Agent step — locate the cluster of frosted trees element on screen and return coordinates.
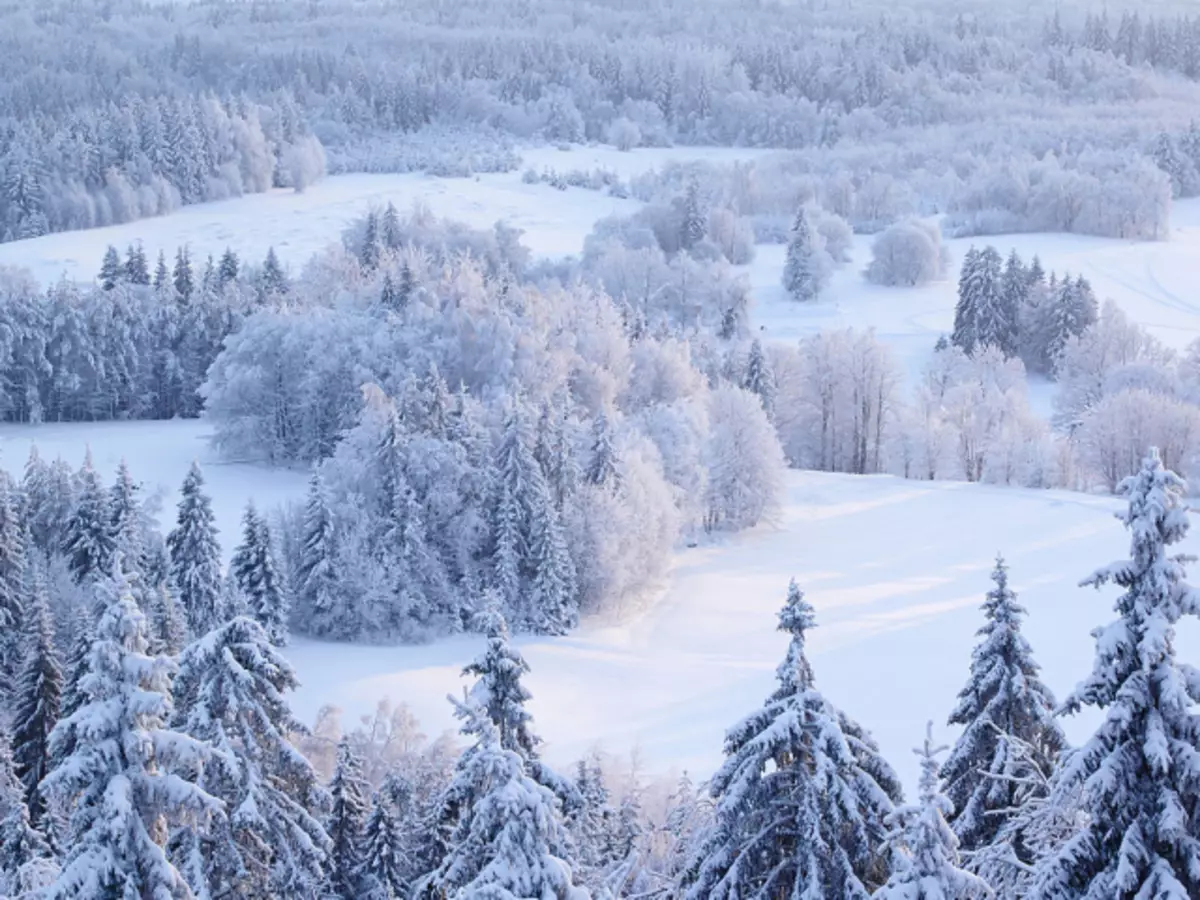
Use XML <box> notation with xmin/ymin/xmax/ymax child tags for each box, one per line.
<box><xmin>199</xmin><ymin>207</ymin><xmax>785</xmax><ymax>639</ymax></box>
<box><xmin>0</xmin><ymin>241</ymin><xmax>292</xmax><ymax>422</ymax></box>
<box><xmin>6</xmin><ymin>0</ymin><xmax>1200</xmax><ymax>239</ymax></box>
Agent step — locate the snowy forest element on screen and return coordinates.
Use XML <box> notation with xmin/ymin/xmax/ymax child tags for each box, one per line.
<box><xmin>3</xmin><ymin>0</ymin><xmax>1200</xmax><ymax>896</ymax></box>
<box><xmin>0</xmin><ymin>434</ymin><xmax>1193</xmax><ymax>898</ymax></box>
<box><xmin>5</xmin><ymin>0</ymin><xmax>1200</xmax><ymax>240</ymax></box>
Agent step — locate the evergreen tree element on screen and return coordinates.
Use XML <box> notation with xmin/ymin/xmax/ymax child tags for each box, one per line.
<box><xmin>153</xmin><ymin>250</ymin><xmax>170</xmax><ymax>291</ymax></box>
<box><xmin>172</xmin><ymin>616</ymin><xmax>331</xmax><ymax>899</ymax></box>
<box><xmin>360</xmin><ymin>211</ymin><xmax>382</xmax><ymax>270</ymax></box>
<box><xmin>147</xmin><ymin>581</ymin><xmax>187</xmax><ymax>656</ymax></box>
<box><xmin>1027</xmin><ymin>255</ymin><xmax>1046</xmax><ymax>287</ymax></box>
<box><xmin>683</xmin><ymin>580</ymin><xmax>899</xmax><ymax>899</ymax></box>
<box><xmin>528</xmin><ymin>493</ymin><xmax>578</xmax><ymax>635</ymax></box>
<box><xmin>327</xmin><ymin>737</ymin><xmax>370</xmax><ymax>900</ymax></box>
<box><xmin>416</xmin><ymin>699</ymin><xmax>586</xmax><ymax>900</ymax></box>
<box><xmin>0</xmin><ymin>726</ymin><xmax>56</xmax><ymax>897</ymax></box>
<box><xmin>873</xmin><ymin>724</ymin><xmax>992</xmax><ymax>900</ymax></box>
<box><xmin>125</xmin><ymin>243</ymin><xmax>150</xmax><ymax>285</ymax></box>
<box><xmin>742</xmin><ymin>338</ymin><xmax>776</xmax><ymax>418</ymax></box>
<box><xmin>297</xmin><ymin>469</ymin><xmax>338</xmax><ymax>635</ymax></box>
<box><xmin>940</xmin><ymin>557</ymin><xmax>1065</xmax><ymax>856</ymax></box>
<box><xmin>782</xmin><ymin>207</ymin><xmax>824</xmax><ymax>302</ymax></box>
<box><xmin>230</xmin><ymin>502</ymin><xmax>289</xmax><ymax>646</ymax></box>
<box><xmin>584</xmin><ymin>411</ymin><xmax>620</xmax><ymax>489</ymax></box>
<box><xmin>63</xmin><ymin>453</ymin><xmax>115</xmax><ymax>585</ymax></box>
<box><xmin>379</xmin><ymin>273</ymin><xmax>398</xmax><ymax>312</ymax></box>
<box><xmin>99</xmin><ymin>245</ymin><xmax>123</xmax><ymax>290</ymax></box>
<box><xmin>173</xmin><ymin>245</ymin><xmax>194</xmax><ymax>301</ymax></box>
<box><xmin>396</xmin><ymin>262</ymin><xmax>414</xmax><ymax>309</ymax></box>
<box><xmin>0</xmin><ymin>475</ymin><xmax>25</xmax><ymax>687</ymax></box>
<box><xmin>109</xmin><ymin>458</ymin><xmax>144</xmax><ymax>570</ymax></box>
<box><xmin>997</xmin><ymin>249</ymin><xmax>1027</xmax><ymax>358</ymax></box>
<box><xmin>10</xmin><ymin>571</ymin><xmax>62</xmax><ymax>830</ymax></box>
<box><xmin>42</xmin><ymin>571</ymin><xmax>220</xmax><ymax>900</ymax></box>
<box><xmin>360</xmin><ymin>785</ymin><xmax>407</xmax><ymax>900</ymax></box>
<box><xmin>58</xmin><ymin>606</ymin><xmax>93</xmax><ymax>724</ymax></box>
<box><xmin>381</xmin><ymin>202</ymin><xmax>401</xmax><ymax>249</ymax></box>
<box><xmin>953</xmin><ymin>245</ymin><xmax>1008</xmax><ymax>355</ymax></box>
<box><xmin>167</xmin><ymin>461</ymin><xmax>224</xmax><ymax>639</ymax></box>
<box><xmin>1032</xmin><ymin>449</ymin><xmax>1200</xmax><ymax>899</ymax></box>
<box><xmin>680</xmin><ymin>180</ymin><xmax>706</xmax><ymax>251</ymax></box>
<box><xmin>218</xmin><ymin>246</ymin><xmax>240</xmax><ymax>286</ymax></box>
<box><xmin>535</xmin><ymin>401</ymin><xmax>579</xmax><ymax>510</ymax></box>
<box><xmin>260</xmin><ymin>247</ymin><xmax>288</xmax><ymax>298</ymax></box>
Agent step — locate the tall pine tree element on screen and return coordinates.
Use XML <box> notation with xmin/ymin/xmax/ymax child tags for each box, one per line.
<box><xmin>231</xmin><ymin>502</ymin><xmax>289</xmax><ymax>646</ymax></box>
<box><xmin>326</xmin><ymin>737</ymin><xmax>370</xmax><ymax>900</ymax></box>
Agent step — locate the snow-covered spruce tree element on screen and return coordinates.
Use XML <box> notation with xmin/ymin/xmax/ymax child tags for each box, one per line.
<box><xmin>172</xmin><ymin>616</ymin><xmax>331</xmax><ymax>899</ymax></box>
<box><xmin>296</xmin><ymin>469</ymin><xmax>338</xmax><ymax>634</ymax></box>
<box><xmin>940</xmin><ymin>556</ymin><xmax>1065</xmax><ymax>856</ymax></box>
<box><xmin>327</xmin><ymin>737</ymin><xmax>370</xmax><ymax>900</ymax></box>
<box><xmin>10</xmin><ymin>570</ymin><xmax>62</xmax><ymax>830</ymax></box>
<box><xmin>360</xmin><ymin>783</ymin><xmax>407</xmax><ymax>900</ymax></box>
<box><xmin>0</xmin><ymin>474</ymin><xmax>26</xmax><ymax>688</ymax></box>
<box><xmin>0</xmin><ymin>724</ymin><xmax>57</xmax><ymax>896</ymax></box>
<box><xmin>167</xmin><ymin>461</ymin><xmax>224</xmax><ymax>639</ymax></box>
<box><xmin>461</xmin><ymin>598</ymin><xmax>580</xmax><ymax>809</ymax></box>
<box><xmin>742</xmin><ymin>338</ymin><xmax>776</xmax><ymax>419</ymax></box>
<box><xmin>41</xmin><ymin>568</ymin><xmax>220</xmax><ymax>900</ymax></box>
<box><xmin>109</xmin><ymin>459</ymin><xmax>145</xmax><ymax>570</ymax></box>
<box><xmin>99</xmin><ymin>245</ymin><xmax>123</xmax><ymax>291</ymax></box>
<box><xmin>63</xmin><ymin>452</ymin><xmax>115</xmax><ymax>584</ymax></box>
<box><xmin>683</xmin><ymin>580</ymin><xmax>899</xmax><ymax>899</ymax></box>
<box><xmin>230</xmin><ymin>502</ymin><xmax>289</xmax><ymax>646</ymax></box>
<box><xmin>147</xmin><ymin>581</ymin><xmax>187</xmax><ymax>656</ymax></box>
<box><xmin>680</xmin><ymin>181</ymin><xmax>706</xmax><ymax>252</ymax></box>
<box><xmin>782</xmin><ymin>207</ymin><xmax>826</xmax><ymax>302</ymax></box>
<box><xmin>584</xmin><ymin>412</ymin><xmax>620</xmax><ymax>489</ymax></box>
<box><xmin>953</xmin><ymin>246</ymin><xmax>1010</xmax><ymax>357</ymax></box>
<box><xmin>873</xmin><ymin>723</ymin><xmax>993</xmax><ymax>900</ymax></box>
<box><xmin>1032</xmin><ymin>448</ymin><xmax>1200</xmax><ymax>899</ymax></box>
<box><xmin>415</xmin><ymin>698</ymin><xmax>587</xmax><ymax>900</ymax></box>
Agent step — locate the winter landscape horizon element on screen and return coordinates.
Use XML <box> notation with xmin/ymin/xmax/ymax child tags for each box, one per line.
<box><xmin>2</xmin><ymin>0</ymin><xmax>1200</xmax><ymax>897</ymax></box>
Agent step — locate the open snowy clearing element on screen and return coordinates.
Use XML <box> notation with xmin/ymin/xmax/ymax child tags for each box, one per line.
<box><xmin>0</xmin><ymin>144</ymin><xmax>778</xmax><ymax>286</ymax></box>
<box><xmin>2</xmin><ymin>418</ymin><xmax>1195</xmax><ymax>793</ymax></box>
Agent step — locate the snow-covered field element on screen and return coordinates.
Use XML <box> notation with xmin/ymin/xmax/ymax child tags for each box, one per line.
<box><xmin>1</xmin><ymin>418</ymin><xmax>1195</xmax><ymax>793</ymax></box>
<box><xmin>0</xmin><ymin>145</ymin><xmax>777</xmax><ymax>286</ymax></box>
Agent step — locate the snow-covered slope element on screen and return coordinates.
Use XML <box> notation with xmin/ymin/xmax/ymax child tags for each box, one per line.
<box><xmin>5</xmin><ymin>418</ymin><xmax>1190</xmax><ymax>793</ymax></box>
<box><xmin>287</xmin><ymin>468</ymin><xmax>1200</xmax><ymax>794</ymax></box>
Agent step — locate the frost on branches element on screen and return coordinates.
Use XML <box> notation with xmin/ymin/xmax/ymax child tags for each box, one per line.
<box><xmin>1033</xmin><ymin>448</ymin><xmax>1200</xmax><ymax>899</ymax></box>
<box><xmin>41</xmin><ymin>569</ymin><xmax>220</xmax><ymax>900</ymax></box>
<box><xmin>683</xmin><ymin>580</ymin><xmax>899</xmax><ymax>899</ymax></box>
<box><xmin>873</xmin><ymin>723</ymin><xmax>993</xmax><ymax>900</ymax></box>
<box><xmin>940</xmin><ymin>557</ymin><xmax>1065</xmax><ymax>856</ymax></box>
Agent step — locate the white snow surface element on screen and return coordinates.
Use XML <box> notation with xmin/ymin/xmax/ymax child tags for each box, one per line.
<box><xmin>4</xmin><ymin>418</ymin><xmax>1196</xmax><ymax>793</ymax></box>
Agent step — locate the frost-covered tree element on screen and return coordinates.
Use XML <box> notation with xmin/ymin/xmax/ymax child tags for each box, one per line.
<box><xmin>327</xmin><ymin>737</ymin><xmax>370</xmax><ymax>900</ymax></box>
<box><xmin>109</xmin><ymin>459</ymin><xmax>145</xmax><ymax>570</ymax></box>
<box><xmin>172</xmin><ymin>616</ymin><xmax>331</xmax><ymax>899</ymax></box>
<box><xmin>704</xmin><ymin>384</ymin><xmax>785</xmax><ymax>531</ymax></box>
<box><xmin>296</xmin><ymin>470</ymin><xmax>338</xmax><ymax>634</ymax></box>
<box><xmin>0</xmin><ymin>475</ymin><xmax>25</xmax><ymax>687</ymax></box>
<box><xmin>360</xmin><ymin>785</ymin><xmax>407</xmax><ymax>900</ymax></box>
<box><xmin>230</xmin><ymin>502</ymin><xmax>289</xmax><ymax>646</ymax></box>
<box><xmin>10</xmin><ymin>571</ymin><xmax>61</xmax><ymax>830</ymax></box>
<box><xmin>218</xmin><ymin>247</ymin><xmax>240</xmax><ymax>286</ymax></box>
<box><xmin>42</xmin><ymin>570</ymin><xmax>220</xmax><ymax>900</ymax></box>
<box><xmin>1032</xmin><ymin>448</ymin><xmax>1200</xmax><ymax>899</ymax></box>
<box><xmin>173</xmin><ymin>246</ymin><xmax>194</xmax><ymax>301</ymax></box>
<box><xmin>873</xmin><ymin>723</ymin><xmax>993</xmax><ymax>900</ymax></box>
<box><xmin>99</xmin><ymin>245</ymin><xmax>123</xmax><ymax>291</ymax></box>
<box><xmin>940</xmin><ymin>557</ymin><xmax>1065</xmax><ymax>856</ymax></box>
<box><xmin>167</xmin><ymin>461</ymin><xmax>224</xmax><ymax>638</ymax></box>
<box><xmin>680</xmin><ymin>181</ymin><xmax>706</xmax><ymax>252</ymax></box>
<box><xmin>147</xmin><ymin>582</ymin><xmax>187</xmax><ymax>657</ymax></box>
<box><xmin>584</xmin><ymin>412</ymin><xmax>620</xmax><ymax>489</ymax></box>
<box><xmin>63</xmin><ymin>454</ymin><xmax>115</xmax><ymax>584</ymax></box>
<box><xmin>0</xmin><ymin>723</ymin><xmax>56</xmax><ymax>897</ymax></box>
<box><xmin>865</xmin><ymin>219</ymin><xmax>947</xmax><ymax>287</ymax></box>
<box><xmin>742</xmin><ymin>338</ymin><xmax>776</xmax><ymax>418</ymax></box>
<box><xmin>953</xmin><ymin>246</ymin><xmax>1013</xmax><ymax>357</ymax></box>
<box><xmin>415</xmin><ymin>698</ymin><xmax>587</xmax><ymax>900</ymax></box>
<box><xmin>683</xmin><ymin>580</ymin><xmax>898</xmax><ymax>899</ymax></box>
<box><xmin>782</xmin><ymin>207</ymin><xmax>826</xmax><ymax>302</ymax></box>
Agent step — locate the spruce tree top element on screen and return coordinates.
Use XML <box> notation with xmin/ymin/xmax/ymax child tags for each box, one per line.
<box><xmin>464</xmin><ymin>597</ymin><xmax>539</xmax><ymax>760</ymax></box>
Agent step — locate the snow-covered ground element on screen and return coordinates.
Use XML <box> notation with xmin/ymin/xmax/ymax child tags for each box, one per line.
<box><xmin>2</xmin><ymin>418</ymin><xmax>1193</xmax><ymax>793</ymax></box>
<box><xmin>0</xmin><ymin>144</ymin><xmax>777</xmax><ymax>286</ymax></box>
<box><xmin>287</xmin><ymin>469</ymin><xmax>1200</xmax><ymax>794</ymax></box>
